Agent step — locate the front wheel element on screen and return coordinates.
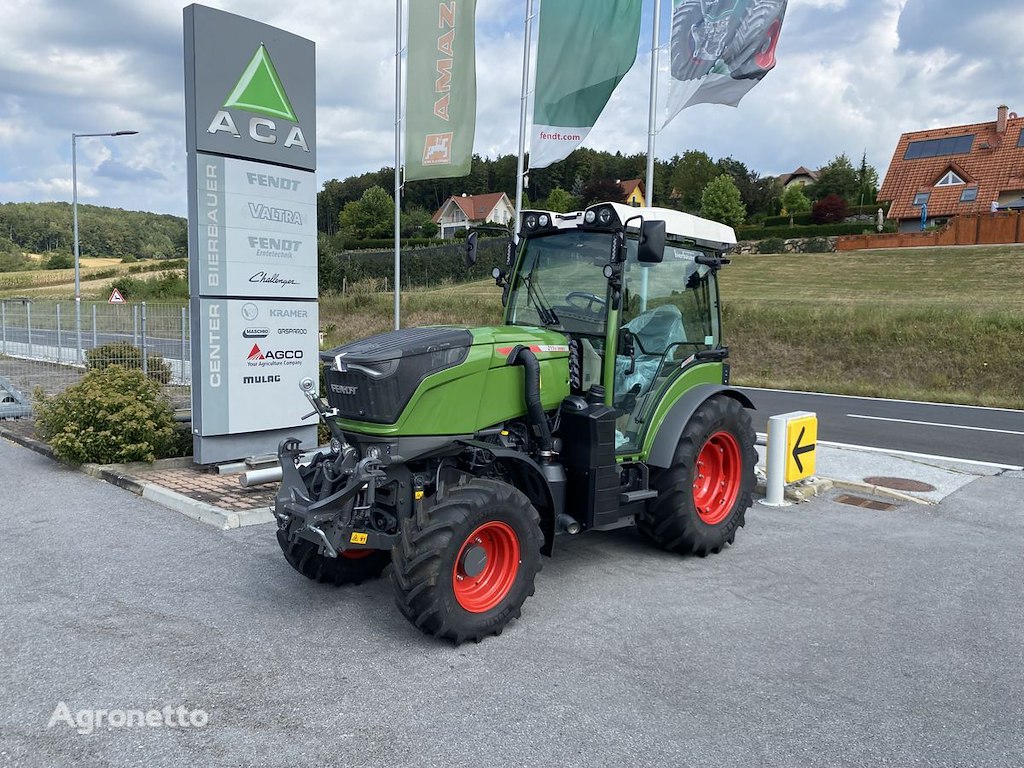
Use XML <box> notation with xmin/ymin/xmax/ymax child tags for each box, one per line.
<box><xmin>276</xmin><ymin>528</ymin><xmax>391</xmax><ymax>585</ymax></box>
<box><xmin>639</xmin><ymin>395</ymin><xmax>756</xmax><ymax>556</ymax></box>
<box><xmin>391</xmin><ymin>478</ymin><xmax>542</xmax><ymax>644</ymax></box>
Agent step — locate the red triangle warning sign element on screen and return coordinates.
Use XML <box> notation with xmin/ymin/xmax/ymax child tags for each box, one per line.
<box><xmin>108</xmin><ymin>288</ymin><xmax>127</xmax><ymax>304</ymax></box>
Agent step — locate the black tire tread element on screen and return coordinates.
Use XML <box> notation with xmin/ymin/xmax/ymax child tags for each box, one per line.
<box><xmin>276</xmin><ymin>528</ymin><xmax>390</xmax><ymax>586</ymax></box>
<box><xmin>639</xmin><ymin>395</ymin><xmax>756</xmax><ymax>557</ymax></box>
<box><xmin>391</xmin><ymin>478</ymin><xmax>542</xmax><ymax>645</ymax></box>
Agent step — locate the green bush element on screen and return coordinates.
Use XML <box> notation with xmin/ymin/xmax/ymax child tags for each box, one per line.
<box><xmin>758</xmin><ymin>237</ymin><xmax>786</xmax><ymax>254</ymax></box>
<box><xmin>0</xmin><ymin>250</ymin><xmax>32</xmax><ymax>272</ymax></box>
<box><xmin>86</xmin><ymin>342</ymin><xmax>172</xmax><ymax>384</ymax></box>
<box><xmin>109</xmin><ymin>271</ymin><xmax>188</xmax><ymax>301</ymax></box>
<box><xmin>45</xmin><ymin>252</ymin><xmax>74</xmax><ymax>270</ymax></box>
<box><xmin>34</xmin><ymin>366</ymin><xmax>180</xmax><ymax>464</ymax></box>
<box><xmin>802</xmin><ymin>237</ymin><xmax>833</xmax><ymax>253</ymax></box>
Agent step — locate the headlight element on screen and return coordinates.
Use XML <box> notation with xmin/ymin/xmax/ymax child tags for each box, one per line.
<box><xmin>584</xmin><ymin>210</ymin><xmax>596</xmax><ymax>224</ymax></box>
<box><xmin>524</xmin><ymin>214</ymin><xmax>538</xmax><ymax>230</ymax></box>
<box><xmin>598</xmin><ymin>207</ymin><xmax>614</xmax><ymax>226</ymax></box>
<box><xmin>539</xmin><ymin>213</ymin><xmax>550</xmax><ymax>227</ymax></box>
<box><xmin>365</xmin><ymin>444</ymin><xmax>382</xmax><ymax>460</ymax></box>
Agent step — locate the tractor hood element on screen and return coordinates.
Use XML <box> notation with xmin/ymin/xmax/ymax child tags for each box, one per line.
<box><xmin>321</xmin><ymin>325</ymin><xmax>570</xmax><ymax>431</ymax></box>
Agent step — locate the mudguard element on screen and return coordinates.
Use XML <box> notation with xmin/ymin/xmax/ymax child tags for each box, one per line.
<box><xmin>646</xmin><ymin>384</ymin><xmax>755</xmax><ymax>469</ymax></box>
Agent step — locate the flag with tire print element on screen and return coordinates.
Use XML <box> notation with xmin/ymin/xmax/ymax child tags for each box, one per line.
<box><xmin>664</xmin><ymin>0</ymin><xmax>787</xmax><ymax>126</ymax></box>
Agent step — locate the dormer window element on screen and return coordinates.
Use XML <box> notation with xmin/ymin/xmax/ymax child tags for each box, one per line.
<box><xmin>936</xmin><ymin>170</ymin><xmax>965</xmax><ymax>187</ymax></box>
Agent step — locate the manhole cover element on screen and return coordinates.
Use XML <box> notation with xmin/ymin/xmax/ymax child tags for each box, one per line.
<box><xmin>863</xmin><ymin>476</ymin><xmax>936</xmax><ymax>493</ymax></box>
<box><xmin>836</xmin><ymin>494</ymin><xmax>897</xmax><ymax>511</ymax></box>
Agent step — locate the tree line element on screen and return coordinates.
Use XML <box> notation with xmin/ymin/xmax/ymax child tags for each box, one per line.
<box><xmin>0</xmin><ymin>202</ymin><xmax>188</xmax><ymax>262</ymax></box>
<box><xmin>318</xmin><ymin>148</ymin><xmax>879</xmax><ymax>239</ymax></box>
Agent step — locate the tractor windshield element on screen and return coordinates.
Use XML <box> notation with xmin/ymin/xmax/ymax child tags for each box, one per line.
<box><xmin>506</xmin><ymin>231</ymin><xmax>614</xmax><ymax>336</ymax></box>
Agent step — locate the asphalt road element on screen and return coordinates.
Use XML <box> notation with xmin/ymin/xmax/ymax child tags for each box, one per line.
<box><xmin>0</xmin><ymin>327</ymin><xmax>189</xmax><ymax>363</ymax></box>
<box><xmin>739</xmin><ymin>387</ymin><xmax>1024</xmax><ymax>468</ymax></box>
<box><xmin>2</xmin><ymin>437</ymin><xmax>1023</xmax><ymax>767</ymax></box>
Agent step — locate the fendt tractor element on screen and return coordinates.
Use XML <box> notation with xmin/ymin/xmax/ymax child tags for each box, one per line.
<box><xmin>273</xmin><ymin>202</ymin><xmax>756</xmax><ymax>643</ymax></box>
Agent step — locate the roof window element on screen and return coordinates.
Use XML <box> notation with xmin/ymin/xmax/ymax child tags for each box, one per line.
<box><xmin>913</xmin><ymin>192</ymin><xmax>930</xmax><ymax>206</ymax></box>
<box><xmin>960</xmin><ymin>187</ymin><xmax>978</xmax><ymax>203</ymax></box>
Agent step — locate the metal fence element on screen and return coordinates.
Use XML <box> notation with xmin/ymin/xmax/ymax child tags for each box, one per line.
<box><xmin>0</xmin><ymin>299</ymin><xmax>191</xmax><ymax>417</ymax></box>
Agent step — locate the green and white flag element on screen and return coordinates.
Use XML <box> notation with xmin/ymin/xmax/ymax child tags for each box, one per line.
<box><xmin>405</xmin><ymin>0</ymin><xmax>477</xmax><ymax>181</ymax></box>
<box><xmin>530</xmin><ymin>0</ymin><xmax>642</xmax><ymax>170</ymax></box>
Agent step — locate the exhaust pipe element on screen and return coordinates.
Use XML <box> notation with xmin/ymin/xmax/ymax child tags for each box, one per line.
<box><xmin>507</xmin><ymin>346</ymin><xmax>554</xmax><ymax>460</ymax></box>
<box><xmin>557</xmin><ymin>513</ymin><xmax>581</xmax><ymax>535</ymax></box>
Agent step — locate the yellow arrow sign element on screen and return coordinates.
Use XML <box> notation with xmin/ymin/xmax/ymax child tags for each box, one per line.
<box><xmin>785</xmin><ymin>414</ymin><xmax>817</xmax><ymax>483</ymax></box>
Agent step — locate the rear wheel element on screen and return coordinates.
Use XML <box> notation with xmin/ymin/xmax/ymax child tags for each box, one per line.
<box><xmin>276</xmin><ymin>528</ymin><xmax>391</xmax><ymax>585</ymax></box>
<box><xmin>639</xmin><ymin>395</ymin><xmax>755</xmax><ymax>556</ymax></box>
<box><xmin>391</xmin><ymin>478</ymin><xmax>542</xmax><ymax>644</ymax></box>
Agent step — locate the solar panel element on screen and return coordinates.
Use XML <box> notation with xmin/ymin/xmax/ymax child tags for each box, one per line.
<box><xmin>904</xmin><ymin>135</ymin><xmax>975</xmax><ymax>160</ymax></box>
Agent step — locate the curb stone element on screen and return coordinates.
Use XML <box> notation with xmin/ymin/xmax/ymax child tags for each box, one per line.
<box><xmin>0</xmin><ymin>422</ymin><xmax>273</xmax><ymax>530</ymax></box>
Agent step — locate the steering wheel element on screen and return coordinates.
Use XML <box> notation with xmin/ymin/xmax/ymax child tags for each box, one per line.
<box><xmin>564</xmin><ymin>291</ymin><xmax>607</xmax><ymax>315</ymax></box>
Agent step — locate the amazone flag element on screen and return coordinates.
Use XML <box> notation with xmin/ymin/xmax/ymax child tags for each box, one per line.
<box><xmin>405</xmin><ymin>0</ymin><xmax>477</xmax><ymax>181</ymax></box>
<box><xmin>664</xmin><ymin>0</ymin><xmax>787</xmax><ymax>126</ymax></box>
<box><xmin>530</xmin><ymin>0</ymin><xmax>642</xmax><ymax>170</ymax></box>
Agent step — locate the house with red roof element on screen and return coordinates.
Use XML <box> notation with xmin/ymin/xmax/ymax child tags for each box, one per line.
<box><xmin>432</xmin><ymin>192</ymin><xmax>515</xmax><ymax>239</ymax></box>
<box><xmin>618</xmin><ymin>179</ymin><xmax>646</xmax><ymax>207</ymax></box>
<box><xmin>879</xmin><ymin>105</ymin><xmax>1024</xmax><ymax>232</ymax></box>
<box><xmin>778</xmin><ymin>166</ymin><xmax>818</xmax><ymax>189</ymax></box>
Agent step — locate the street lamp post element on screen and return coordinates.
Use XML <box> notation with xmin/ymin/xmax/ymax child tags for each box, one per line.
<box><xmin>72</xmin><ymin>129</ymin><xmax>138</xmax><ymax>364</ymax></box>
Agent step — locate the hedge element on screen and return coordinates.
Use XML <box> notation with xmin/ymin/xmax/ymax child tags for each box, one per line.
<box><xmin>320</xmin><ymin>237</ymin><xmax>511</xmax><ymax>291</ymax></box>
<box><xmin>736</xmin><ymin>222</ymin><xmax>897</xmax><ymax>240</ymax></box>
<box><xmin>762</xmin><ymin>203</ymin><xmax>889</xmax><ymax>228</ymax></box>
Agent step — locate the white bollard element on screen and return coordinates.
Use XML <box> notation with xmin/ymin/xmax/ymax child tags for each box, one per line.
<box><xmin>760</xmin><ymin>413</ymin><xmax>791</xmax><ymax>507</ymax></box>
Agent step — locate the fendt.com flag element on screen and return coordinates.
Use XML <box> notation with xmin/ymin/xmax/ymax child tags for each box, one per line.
<box><xmin>664</xmin><ymin>0</ymin><xmax>788</xmax><ymax>126</ymax></box>
<box><xmin>530</xmin><ymin>0</ymin><xmax>642</xmax><ymax>170</ymax></box>
<box><xmin>405</xmin><ymin>0</ymin><xmax>477</xmax><ymax>181</ymax></box>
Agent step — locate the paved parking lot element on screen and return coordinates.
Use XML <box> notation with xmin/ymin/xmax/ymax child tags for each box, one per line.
<box><xmin>1</xmin><ymin>437</ymin><xmax>1022</xmax><ymax>767</ymax></box>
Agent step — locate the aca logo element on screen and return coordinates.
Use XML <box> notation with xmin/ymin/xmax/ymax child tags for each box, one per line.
<box><xmin>207</xmin><ymin>44</ymin><xmax>309</xmax><ymax>153</ymax></box>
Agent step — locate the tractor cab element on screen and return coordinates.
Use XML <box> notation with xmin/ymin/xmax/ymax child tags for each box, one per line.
<box><xmin>497</xmin><ymin>202</ymin><xmax>734</xmax><ymax>453</ymax></box>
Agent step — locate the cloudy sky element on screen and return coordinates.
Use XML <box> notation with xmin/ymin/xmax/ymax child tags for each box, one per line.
<box><xmin>0</xmin><ymin>0</ymin><xmax>1021</xmax><ymax>216</ymax></box>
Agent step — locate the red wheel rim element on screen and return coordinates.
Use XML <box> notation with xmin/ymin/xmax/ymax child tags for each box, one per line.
<box><xmin>452</xmin><ymin>521</ymin><xmax>521</xmax><ymax>613</ymax></box>
<box><xmin>692</xmin><ymin>431</ymin><xmax>742</xmax><ymax>525</ymax></box>
<box><xmin>340</xmin><ymin>548</ymin><xmax>373</xmax><ymax>560</ymax></box>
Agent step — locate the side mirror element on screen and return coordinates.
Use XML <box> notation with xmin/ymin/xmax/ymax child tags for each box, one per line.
<box><xmin>465</xmin><ymin>231</ymin><xmax>478</xmax><ymax>267</ymax></box>
<box><xmin>637</xmin><ymin>220</ymin><xmax>666</xmax><ymax>263</ymax></box>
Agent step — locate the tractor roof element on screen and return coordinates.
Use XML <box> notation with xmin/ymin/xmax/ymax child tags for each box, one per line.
<box><xmin>528</xmin><ymin>202</ymin><xmax>737</xmax><ymax>252</ymax></box>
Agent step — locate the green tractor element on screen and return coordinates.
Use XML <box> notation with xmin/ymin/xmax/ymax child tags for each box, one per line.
<box><xmin>274</xmin><ymin>202</ymin><xmax>756</xmax><ymax>643</ymax></box>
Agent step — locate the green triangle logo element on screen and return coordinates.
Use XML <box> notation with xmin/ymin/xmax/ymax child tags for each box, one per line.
<box><xmin>222</xmin><ymin>44</ymin><xmax>297</xmax><ymax>122</ymax></box>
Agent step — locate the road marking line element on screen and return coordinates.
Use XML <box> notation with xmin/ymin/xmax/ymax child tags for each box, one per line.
<box><xmin>740</xmin><ymin>387</ymin><xmax>1024</xmax><ymax>414</ymax></box>
<box><xmin>846</xmin><ymin>414</ymin><xmax>1024</xmax><ymax>436</ymax></box>
<box><xmin>756</xmin><ymin>432</ymin><xmax>1023</xmax><ymax>471</ymax></box>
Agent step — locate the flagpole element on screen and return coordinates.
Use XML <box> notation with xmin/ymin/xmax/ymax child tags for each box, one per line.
<box><xmin>645</xmin><ymin>0</ymin><xmax>662</xmax><ymax>207</ymax></box>
<box><xmin>514</xmin><ymin>0</ymin><xmax>535</xmax><ymax>241</ymax></box>
<box><xmin>393</xmin><ymin>0</ymin><xmax>404</xmax><ymax>329</ymax></box>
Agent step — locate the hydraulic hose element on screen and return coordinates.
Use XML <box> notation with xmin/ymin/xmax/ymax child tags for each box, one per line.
<box><xmin>507</xmin><ymin>345</ymin><xmax>553</xmax><ymax>460</ymax></box>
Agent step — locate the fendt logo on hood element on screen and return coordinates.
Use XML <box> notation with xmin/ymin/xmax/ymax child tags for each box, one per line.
<box><xmin>207</xmin><ymin>44</ymin><xmax>309</xmax><ymax>152</ymax></box>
